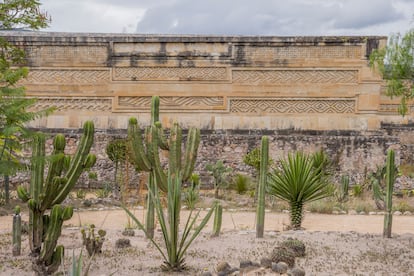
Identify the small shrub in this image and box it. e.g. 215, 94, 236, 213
88, 171, 98, 180
307, 199, 335, 214
351, 184, 363, 197
95, 189, 110, 199
354, 202, 373, 213
231, 173, 251, 194
76, 189, 86, 199
0, 191, 6, 206
184, 187, 199, 210
393, 201, 414, 213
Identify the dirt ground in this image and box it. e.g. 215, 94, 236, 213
1, 208, 414, 275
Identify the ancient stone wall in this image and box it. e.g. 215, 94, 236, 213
3, 31, 410, 131
2, 32, 414, 189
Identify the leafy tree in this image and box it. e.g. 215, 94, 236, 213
0, 0, 51, 203
206, 160, 232, 198
370, 29, 414, 116
267, 152, 331, 230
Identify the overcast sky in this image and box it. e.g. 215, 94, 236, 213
39, 0, 414, 36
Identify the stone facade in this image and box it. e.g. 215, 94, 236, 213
2, 32, 414, 189
3, 31, 411, 131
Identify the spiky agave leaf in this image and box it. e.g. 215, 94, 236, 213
268, 152, 330, 229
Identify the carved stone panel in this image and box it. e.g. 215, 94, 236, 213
230, 98, 355, 113
30, 98, 112, 112
116, 96, 225, 111
21, 69, 110, 84
232, 70, 358, 84
113, 67, 228, 81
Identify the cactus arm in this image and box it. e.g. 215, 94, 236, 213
256, 136, 269, 238
46, 245, 64, 275
157, 123, 169, 150
127, 118, 151, 171
52, 121, 95, 205
169, 122, 182, 179
383, 149, 396, 238
29, 133, 45, 253
151, 96, 160, 125
45, 134, 66, 186
40, 177, 62, 211
30, 133, 45, 201
40, 205, 72, 263
17, 186, 30, 202
146, 173, 156, 239
182, 127, 200, 182
147, 125, 167, 192
12, 206, 21, 256
212, 203, 222, 237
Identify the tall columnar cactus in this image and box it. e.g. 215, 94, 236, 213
127, 96, 200, 238
256, 136, 269, 238
17, 121, 96, 275
383, 149, 396, 238
12, 205, 21, 256
212, 202, 222, 237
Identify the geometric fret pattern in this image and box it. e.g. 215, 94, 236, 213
30, 98, 112, 112
113, 67, 228, 81
230, 99, 355, 113
245, 45, 362, 60
22, 70, 110, 84
118, 96, 224, 110
232, 70, 358, 84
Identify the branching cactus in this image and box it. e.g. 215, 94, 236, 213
383, 149, 396, 238
256, 136, 269, 238
81, 224, 106, 257
17, 121, 96, 275
12, 205, 21, 256
127, 96, 200, 238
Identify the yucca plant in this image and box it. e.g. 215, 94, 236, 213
123, 171, 216, 271
267, 152, 330, 230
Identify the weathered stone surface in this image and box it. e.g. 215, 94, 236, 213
2, 31, 406, 132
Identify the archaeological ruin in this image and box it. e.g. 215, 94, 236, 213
2, 31, 414, 183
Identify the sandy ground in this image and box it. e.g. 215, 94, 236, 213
1, 209, 414, 275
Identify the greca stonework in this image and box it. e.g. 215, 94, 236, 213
2, 31, 414, 187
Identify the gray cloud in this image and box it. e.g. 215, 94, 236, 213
39, 0, 413, 35
135, 0, 405, 35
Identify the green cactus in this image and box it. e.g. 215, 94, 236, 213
17, 121, 95, 275
280, 238, 306, 257
81, 224, 106, 257
12, 205, 21, 256
384, 149, 396, 238
127, 96, 201, 238
256, 136, 269, 238
270, 246, 296, 268
212, 203, 222, 237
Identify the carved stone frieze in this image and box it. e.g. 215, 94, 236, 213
21, 69, 110, 84
232, 70, 358, 84
117, 96, 224, 110
113, 67, 228, 81
30, 98, 112, 112
230, 98, 355, 113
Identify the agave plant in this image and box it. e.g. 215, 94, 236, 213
123, 171, 216, 271
267, 152, 330, 230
